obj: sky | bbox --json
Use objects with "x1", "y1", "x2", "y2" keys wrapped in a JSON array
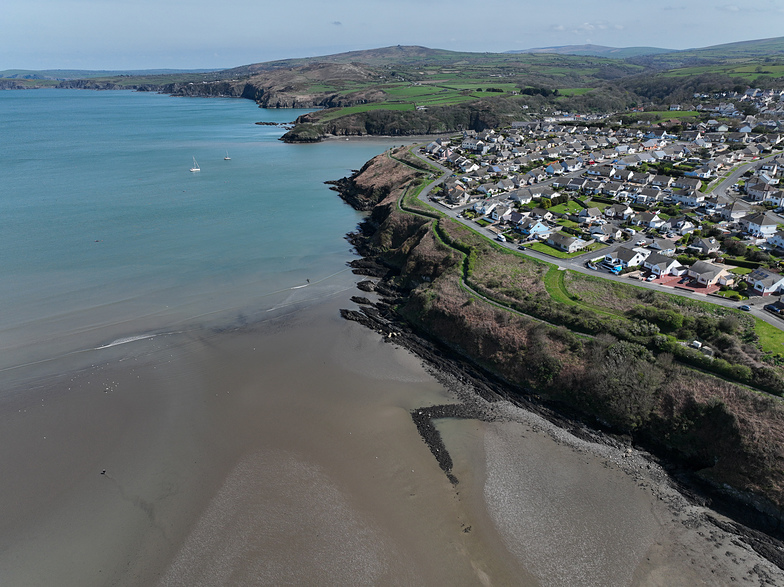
[{"x1": 3, "y1": 0, "x2": 784, "y2": 71}]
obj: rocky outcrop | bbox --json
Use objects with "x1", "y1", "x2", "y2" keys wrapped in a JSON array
[
  {"x1": 325, "y1": 149, "x2": 423, "y2": 211},
  {"x1": 282, "y1": 97, "x2": 528, "y2": 142}
]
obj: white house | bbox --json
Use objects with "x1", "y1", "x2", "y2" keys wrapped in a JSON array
[
  {"x1": 742, "y1": 212, "x2": 778, "y2": 238},
  {"x1": 687, "y1": 261, "x2": 733, "y2": 287},
  {"x1": 767, "y1": 230, "x2": 784, "y2": 250},
  {"x1": 746, "y1": 268, "x2": 784, "y2": 295},
  {"x1": 547, "y1": 232, "x2": 589, "y2": 253},
  {"x1": 605, "y1": 245, "x2": 651, "y2": 268},
  {"x1": 643, "y1": 252, "x2": 684, "y2": 276},
  {"x1": 670, "y1": 189, "x2": 705, "y2": 208}
]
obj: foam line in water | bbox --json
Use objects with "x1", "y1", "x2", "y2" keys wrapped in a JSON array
[{"x1": 94, "y1": 334, "x2": 157, "y2": 350}]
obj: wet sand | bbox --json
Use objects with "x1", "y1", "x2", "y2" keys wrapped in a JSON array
[
  {"x1": 1, "y1": 290, "x2": 783, "y2": 585},
  {"x1": 0, "y1": 294, "x2": 522, "y2": 586}
]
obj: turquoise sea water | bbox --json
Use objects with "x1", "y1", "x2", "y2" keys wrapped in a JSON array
[{"x1": 0, "y1": 89, "x2": 399, "y2": 381}]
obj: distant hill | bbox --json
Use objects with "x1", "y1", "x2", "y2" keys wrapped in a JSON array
[
  {"x1": 0, "y1": 68, "x2": 217, "y2": 81},
  {"x1": 629, "y1": 36, "x2": 784, "y2": 69},
  {"x1": 219, "y1": 45, "x2": 542, "y2": 77},
  {"x1": 509, "y1": 45, "x2": 672, "y2": 59}
]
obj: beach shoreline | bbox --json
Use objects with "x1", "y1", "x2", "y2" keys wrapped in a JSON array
[{"x1": 342, "y1": 278, "x2": 784, "y2": 584}]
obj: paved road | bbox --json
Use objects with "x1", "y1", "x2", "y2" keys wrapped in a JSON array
[{"x1": 406, "y1": 146, "x2": 784, "y2": 331}]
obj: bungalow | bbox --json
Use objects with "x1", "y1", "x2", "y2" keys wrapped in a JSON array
[
  {"x1": 545, "y1": 162, "x2": 565, "y2": 175},
  {"x1": 577, "y1": 207, "x2": 603, "y2": 224},
  {"x1": 590, "y1": 224, "x2": 623, "y2": 242},
  {"x1": 518, "y1": 218, "x2": 551, "y2": 237},
  {"x1": 722, "y1": 200, "x2": 751, "y2": 222},
  {"x1": 566, "y1": 177, "x2": 588, "y2": 191},
  {"x1": 601, "y1": 182, "x2": 624, "y2": 197},
  {"x1": 651, "y1": 175, "x2": 675, "y2": 188},
  {"x1": 671, "y1": 177, "x2": 703, "y2": 191},
  {"x1": 506, "y1": 210, "x2": 530, "y2": 228},
  {"x1": 495, "y1": 178, "x2": 515, "y2": 192},
  {"x1": 611, "y1": 169, "x2": 634, "y2": 182},
  {"x1": 662, "y1": 215, "x2": 697, "y2": 235},
  {"x1": 630, "y1": 172, "x2": 653, "y2": 184},
  {"x1": 524, "y1": 168, "x2": 548, "y2": 183},
  {"x1": 704, "y1": 193, "x2": 732, "y2": 212},
  {"x1": 531, "y1": 207, "x2": 554, "y2": 221},
  {"x1": 633, "y1": 211, "x2": 665, "y2": 229},
  {"x1": 746, "y1": 268, "x2": 784, "y2": 295},
  {"x1": 458, "y1": 159, "x2": 480, "y2": 173},
  {"x1": 647, "y1": 238, "x2": 677, "y2": 256},
  {"x1": 635, "y1": 187, "x2": 664, "y2": 205},
  {"x1": 767, "y1": 230, "x2": 784, "y2": 250},
  {"x1": 445, "y1": 183, "x2": 469, "y2": 206},
  {"x1": 643, "y1": 252, "x2": 684, "y2": 276},
  {"x1": 605, "y1": 245, "x2": 651, "y2": 268},
  {"x1": 478, "y1": 183, "x2": 502, "y2": 195},
  {"x1": 688, "y1": 237, "x2": 721, "y2": 256},
  {"x1": 687, "y1": 260, "x2": 733, "y2": 287},
  {"x1": 490, "y1": 205, "x2": 513, "y2": 222},
  {"x1": 583, "y1": 179, "x2": 606, "y2": 195},
  {"x1": 547, "y1": 232, "x2": 589, "y2": 253},
  {"x1": 684, "y1": 165, "x2": 713, "y2": 179},
  {"x1": 508, "y1": 188, "x2": 533, "y2": 205},
  {"x1": 604, "y1": 203, "x2": 634, "y2": 220},
  {"x1": 473, "y1": 199, "x2": 501, "y2": 217},
  {"x1": 670, "y1": 189, "x2": 705, "y2": 208}
]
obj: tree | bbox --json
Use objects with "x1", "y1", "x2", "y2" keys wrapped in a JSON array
[{"x1": 584, "y1": 339, "x2": 663, "y2": 430}]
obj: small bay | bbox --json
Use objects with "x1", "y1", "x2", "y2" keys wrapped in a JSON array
[{"x1": 0, "y1": 89, "x2": 396, "y2": 382}]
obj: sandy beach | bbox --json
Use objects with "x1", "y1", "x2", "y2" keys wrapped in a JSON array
[{"x1": 1, "y1": 289, "x2": 782, "y2": 585}]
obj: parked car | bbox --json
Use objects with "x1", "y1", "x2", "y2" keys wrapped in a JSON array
[
  {"x1": 739, "y1": 305, "x2": 751, "y2": 311},
  {"x1": 646, "y1": 274, "x2": 656, "y2": 282},
  {"x1": 764, "y1": 304, "x2": 782, "y2": 314}
]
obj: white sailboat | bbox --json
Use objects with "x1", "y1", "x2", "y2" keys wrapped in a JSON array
[
  {"x1": 224, "y1": 151, "x2": 231, "y2": 161},
  {"x1": 189, "y1": 157, "x2": 200, "y2": 172}
]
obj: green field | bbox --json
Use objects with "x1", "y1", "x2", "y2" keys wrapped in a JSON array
[
  {"x1": 643, "y1": 110, "x2": 701, "y2": 119},
  {"x1": 756, "y1": 317, "x2": 784, "y2": 356},
  {"x1": 558, "y1": 88, "x2": 593, "y2": 96},
  {"x1": 318, "y1": 102, "x2": 416, "y2": 121},
  {"x1": 663, "y1": 62, "x2": 784, "y2": 80}
]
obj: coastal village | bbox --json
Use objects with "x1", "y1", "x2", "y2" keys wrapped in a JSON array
[{"x1": 422, "y1": 87, "x2": 784, "y2": 311}]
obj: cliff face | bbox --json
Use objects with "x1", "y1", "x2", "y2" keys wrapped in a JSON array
[
  {"x1": 155, "y1": 61, "x2": 390, "y2": 110},
  {"x1": 333, "y1": 151, "x2": 784, "y2": 532},
  {"x1": 282, "y1": 97, "x2": 524, "y2": 142}
]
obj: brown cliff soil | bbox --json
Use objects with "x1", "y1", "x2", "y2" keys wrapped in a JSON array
[{"x1": 325, "y1": 148, "x2": 423, "y2": 211}]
